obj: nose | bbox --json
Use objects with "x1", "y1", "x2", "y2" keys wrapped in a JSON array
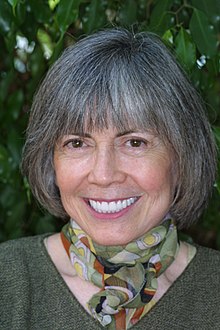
[{"x1": 87, "y1": 147, "x2": 126, "y2": 186}]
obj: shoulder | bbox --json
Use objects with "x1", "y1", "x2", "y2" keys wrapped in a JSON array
[
  {"x1": 194, "y1": 244, "x2": 220, "y2": 270},
  {"x1": 0, "y1": 234, "x2": 51, "y2": 280},
  {"x1": 183, "y1": 244, "x2": 220, "y2": 283},
  {"x1": 144, "y1": 245, "x2": 220, "y2": 329},
  {"x1": 0, "y1": 234, "x2": 45, "y2": 250},
  {"x1": 168, "y1": 243, "x2": 220, "y2": 295},
  {"x1": 0, "y1": 234, "x2": 56, "y2": 312},
  {"x1": 0, "y1": 234, "x2": 49, "y2": 260},
  {"x1": 179, "y1": 244, "x2": 220, "y2": 296}
]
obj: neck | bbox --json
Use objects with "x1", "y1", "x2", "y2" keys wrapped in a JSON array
[{"x1": 45, "y1": 232, "x2": 195, "y2": 328}]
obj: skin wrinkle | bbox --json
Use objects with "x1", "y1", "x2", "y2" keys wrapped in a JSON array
[{"x1": 54, "y1": 127, "x2": 177, "y2": 246}]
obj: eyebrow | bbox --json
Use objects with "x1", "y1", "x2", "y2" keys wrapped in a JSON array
[{"x1": 116, "y1": 130, "x2": 137, "y2": 137}]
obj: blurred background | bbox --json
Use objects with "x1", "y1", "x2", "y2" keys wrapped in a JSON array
[{"x1": 0, "y1": 0, "x2": 219, "y2": 248}]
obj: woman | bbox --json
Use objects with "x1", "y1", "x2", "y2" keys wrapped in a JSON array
[{"x1": 0, "y1": 28, "x2": 219, "y2": 329}]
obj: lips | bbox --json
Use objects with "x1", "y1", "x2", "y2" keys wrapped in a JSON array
[{"x1": 88, "y1": 197, "x2": 138, "y2": 214}]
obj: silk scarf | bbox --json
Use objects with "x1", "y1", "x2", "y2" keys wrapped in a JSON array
[{"x1": 61, "y1": 218, "x2": 179, "y2": 329}]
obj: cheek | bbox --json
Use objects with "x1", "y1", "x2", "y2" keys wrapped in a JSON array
[
  {"x1": 54, "y1": 159, "x2": 74, "y2": 193},
  {"x1": 137, "y1": 161, "x2": 174, "y2": 193},
  {"x1": 54, "y1": 157, "x2": 89, "y2": 194},
  {"x1": 56, "y1": 175, "x2": 72, "y2": 194}
]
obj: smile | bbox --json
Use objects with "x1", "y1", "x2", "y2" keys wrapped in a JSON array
[{"x1": 88, "y1": 197, "x2": 138, "y2": 214}]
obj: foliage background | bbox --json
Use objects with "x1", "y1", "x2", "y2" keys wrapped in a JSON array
[{"x1": 0, "y1": 0, "x2": 219, "y2": 247}]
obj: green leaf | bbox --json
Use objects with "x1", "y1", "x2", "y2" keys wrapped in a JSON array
[
  {"x1": 28, "y1": 45, "x2": 46, "y2": 78},
  {"x1": 7, "y1": 128, "x2": 23, "y2": 166},
  {"x1": 162, "y1": 29, "x2": 173, "y2": 45},
  {"x1": 0, "y1": 70, "x2": 14, "y2": 104},
  {"x1": 17, "y1": 10, "x2": 39, "y2": 41},
  {"x1": 0, "y1": 0, "x2": 13, "y2": 34},
  {"x1": 14, "y1": 1, "x2": 26, "y2": 25},
  {"x1": 7, "y1": 89, "x2": 24, "y2": 120},
  {"x1": 7, "y1": 0, "x2": 19, "y2": 10},
  {"x1": 35, "y1": 214, "x2": 57, "y2": 234},
  {"x1": 49, "y1": 36, "x2": 63, "y2": 64},
  {"x1": 82, "y1": 0, "x2": 106, "y2": 34},
  {"x1": 56, "y1": 0, "x2": 81, "y2": 34},
  {"x1": 23, "y1": 177, "x2": 31, "y2": 204},
  {"x1": 48, "y1": 0, "x2": 60, "y2": 11},
  {"x1": 206, "y1": 55, "x2": 220, "y2": 77},
  {"x1": 191, "y1": 0, "x2": 220, "y2": 18},
  {"x1": 7, "y1": 0, "x2": 19, "y2": 15},
  {"x1": 216, "y1": 181, "x2": 220, "y2": 195},
  {"x1": 0, "y1": 145, "x2": 8, "y2": 162},
  {"x1": 189, "y1": 9, "x2": 217, "y2": 57},
  {"x1": 149, "y1": 0, "x2": 174, "y2": 35},
  {"x1": 28, "y1": 0, "x2": 52, "y2": 24},
  {"x1": 4, "y1": 196, "x2": 26, "y2": 237},
  {"x1": 0, "y1": 145, "x2": 11, "y2": 182},
  {"x1": 119, "y1": 0, "x2": 138, "y2": 26},
  {"x1": 175, "y1": 28, "x2": 196, "y2": 70},
  {"x1": 37, "y1": 28, "x2": 54, "y2": 59}
]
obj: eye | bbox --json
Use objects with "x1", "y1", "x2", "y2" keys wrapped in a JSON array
[
  {"x1": 127, "y1": 139, "x2": 147, "y2": 148},
  {"x1": 64, "y1": 138, "x2": 85, "y2": 149}
]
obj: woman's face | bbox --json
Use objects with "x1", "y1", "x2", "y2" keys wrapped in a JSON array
[{"x1": 54, "y1": 127, "x2": 176, "y2": 245}]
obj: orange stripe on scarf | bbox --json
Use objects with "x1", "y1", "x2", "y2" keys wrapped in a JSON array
[
  {"x1": 60, "y1": 232, "x2": 71, "y2": 256},
  {"x1": 131, "y1": 306, "x2": 144, "y2": 325},
  {"x1": 115, "y1": 309, "x2": 126, "y2": 330}
]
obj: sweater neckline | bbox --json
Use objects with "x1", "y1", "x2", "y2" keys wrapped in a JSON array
[{"x1": 38, "y1": 233, "x2": 200, "y2": 328}]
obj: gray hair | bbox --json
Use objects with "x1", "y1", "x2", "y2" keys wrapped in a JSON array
[{"x1": 22, "y1": 28, "x2": 217, "y2": 229}]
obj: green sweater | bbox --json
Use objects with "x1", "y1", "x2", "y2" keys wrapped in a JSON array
[{"x1": 0, "y1": 235, "x2": 220, "y2": 330}]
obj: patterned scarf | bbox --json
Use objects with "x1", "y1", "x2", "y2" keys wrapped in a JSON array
[{"x1": 61, "y1": 218, "x2": 179, "y2": 329}]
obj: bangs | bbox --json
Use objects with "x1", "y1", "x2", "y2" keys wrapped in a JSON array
[
  {"x1": 42, "y1": 31, "x2": 177, "y2": 144},
  {"x1": 55, "y1": 60, "x2": 163, "y2": 138}
]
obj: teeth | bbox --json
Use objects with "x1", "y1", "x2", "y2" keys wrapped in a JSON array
[{"x1": 89, "y1": 197, "x2": 137, "y2": 214}]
